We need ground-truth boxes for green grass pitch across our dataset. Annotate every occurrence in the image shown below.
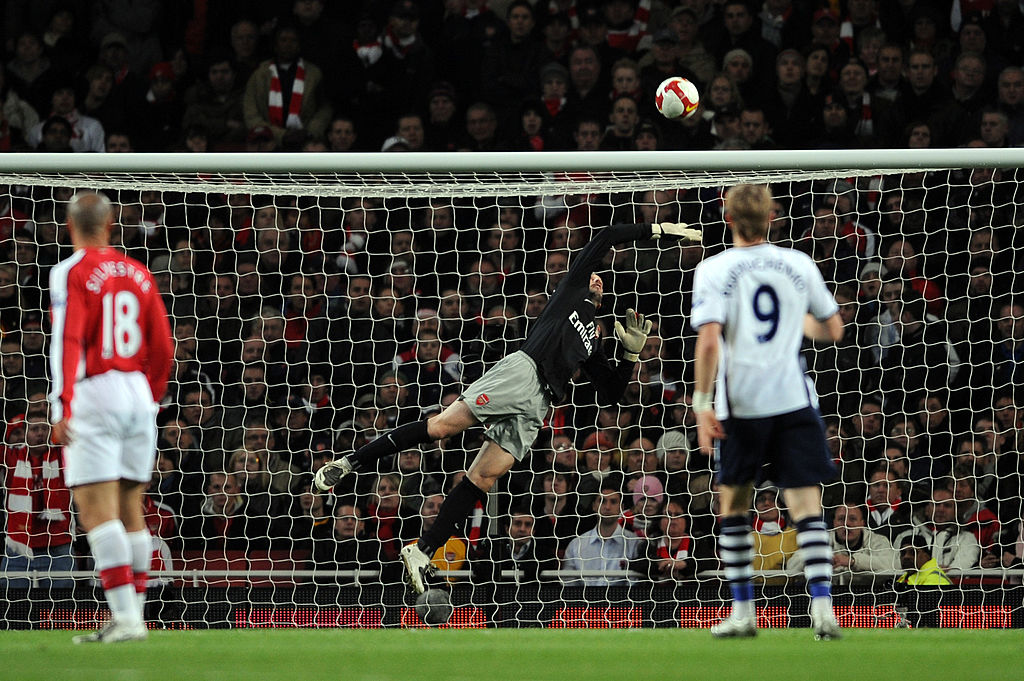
[3,629,1022,681]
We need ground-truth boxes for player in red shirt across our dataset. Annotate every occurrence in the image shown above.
[47,191,172,643]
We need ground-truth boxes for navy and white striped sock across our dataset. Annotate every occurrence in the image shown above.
[719,515,754,615]
[796,516,833,600]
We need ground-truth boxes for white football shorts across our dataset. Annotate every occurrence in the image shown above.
[63,370,159,487]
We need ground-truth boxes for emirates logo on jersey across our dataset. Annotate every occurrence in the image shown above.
[476,394,490,406]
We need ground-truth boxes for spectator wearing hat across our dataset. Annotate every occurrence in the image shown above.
[896,534,952,586]
[481,1,547,126]
[663,7,716,87]
[810,9,853,81]
[633,118,662,149]
[380,135,410,152]
[135,61,184,152]
[95,31,148,117]
[751,488,799,583]
[716,0,778,88]
[639,28,683,98]
[423,81,461,151]
[243,23,332,150]
[621,474,664,538]
[537,62,574,147]
[182,52,246,150]
[26,79,105,152]
[91,3,163,77]
[722,47,763,106]
[710,105,742,147]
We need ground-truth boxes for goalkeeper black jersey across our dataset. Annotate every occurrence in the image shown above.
[521,222,653,403]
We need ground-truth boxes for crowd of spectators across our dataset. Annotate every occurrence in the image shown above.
[3,0,1024,154]
[1,0,1024,592]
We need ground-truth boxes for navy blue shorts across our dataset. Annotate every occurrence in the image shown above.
[715,407,838,489]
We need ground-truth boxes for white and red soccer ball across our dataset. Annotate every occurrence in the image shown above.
[655,76,700,119]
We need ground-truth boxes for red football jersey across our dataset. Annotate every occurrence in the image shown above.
[48,247,173,422]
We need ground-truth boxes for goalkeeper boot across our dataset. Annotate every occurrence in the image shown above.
[400,543,435,595]
[313,456,354,492]
[710,612,757,638]
[810,598,842,641]
[73,619,148,644]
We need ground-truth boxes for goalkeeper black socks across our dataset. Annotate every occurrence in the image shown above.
[348,420,431,470]
[418,477,487,556]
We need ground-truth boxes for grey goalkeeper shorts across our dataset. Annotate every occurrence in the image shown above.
[461,351,551,461]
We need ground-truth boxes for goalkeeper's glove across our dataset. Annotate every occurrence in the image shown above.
[651,222,702,242]
[613,308,653,362]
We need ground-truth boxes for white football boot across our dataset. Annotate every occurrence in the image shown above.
[810,599,842,641]
[711,612,757,638]
[400,543,435,595]
[73,619,148,644]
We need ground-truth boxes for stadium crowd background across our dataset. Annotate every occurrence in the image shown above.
[1,0,1023,591]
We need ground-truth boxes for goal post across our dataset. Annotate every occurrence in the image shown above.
[1,150,1022,630]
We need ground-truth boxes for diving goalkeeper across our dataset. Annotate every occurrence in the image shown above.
[315,221,700,593]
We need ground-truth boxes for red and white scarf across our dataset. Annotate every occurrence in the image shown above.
[753,516,785,535]
[866,497,901,526]
[656,535,691,561]
[3,439,72,557]
[268,61,305,130]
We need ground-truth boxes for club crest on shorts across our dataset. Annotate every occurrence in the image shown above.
[476,394,490,406]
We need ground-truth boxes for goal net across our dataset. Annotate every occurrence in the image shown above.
[1,150,1022,630]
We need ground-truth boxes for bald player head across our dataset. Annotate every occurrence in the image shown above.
[67,191,115,247]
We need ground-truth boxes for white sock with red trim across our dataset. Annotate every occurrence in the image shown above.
[88,519,142,626]
[126,529,152,620]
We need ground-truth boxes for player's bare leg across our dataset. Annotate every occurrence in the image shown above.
[402,440,515,594]
[120,480,152,624]
[785,486,841,640]
[712,482,758,638]
[72,481,147,643]
[314,400,479,491]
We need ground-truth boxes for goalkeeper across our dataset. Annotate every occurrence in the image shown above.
[315,221,699,593]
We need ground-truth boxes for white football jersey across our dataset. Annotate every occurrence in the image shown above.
[691,243,838,419]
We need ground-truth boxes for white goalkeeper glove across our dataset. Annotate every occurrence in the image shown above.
[614,308,653,362]
[651,222,702,242]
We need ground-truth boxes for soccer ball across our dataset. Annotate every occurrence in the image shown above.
[414,589,453,627]
[655,76,700,119]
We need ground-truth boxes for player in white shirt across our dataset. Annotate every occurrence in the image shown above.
[690,184,844,640]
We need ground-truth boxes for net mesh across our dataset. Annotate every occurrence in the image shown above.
[0,160,1021,629]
